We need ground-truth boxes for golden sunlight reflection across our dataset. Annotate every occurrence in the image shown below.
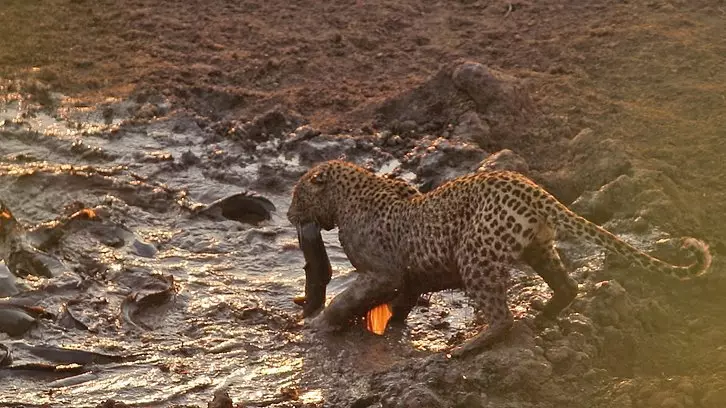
[259,356,302,376]
[299,389,324,404]
[365,303,393,335]
[72,208,97,219]
[247,356,328,405]
[411,338,451,353]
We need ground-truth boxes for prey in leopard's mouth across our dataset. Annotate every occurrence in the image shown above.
[293,221,332,318]
[287,162,401,334]
[290,222,393,334]
[291,221,393,333]
[287,163,336,318]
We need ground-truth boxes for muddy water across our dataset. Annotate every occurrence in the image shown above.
[0,97,479,407]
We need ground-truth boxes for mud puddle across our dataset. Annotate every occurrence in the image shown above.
[0,95,316,407]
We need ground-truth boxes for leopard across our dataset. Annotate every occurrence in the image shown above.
[286,160,712,356]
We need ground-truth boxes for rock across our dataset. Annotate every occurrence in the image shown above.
[207,389,234,408]
[593,280,627,298]
[565,331,588,350]
[568,169,683,229]
[131,238,158,258]
[410,138,487,192]
[499,357,554,392]
[452,111,491,147]
[391,119,418,135]
[582,368,606,382]
[675,379,695,396]
[135,102,167,119]
[296,134,357,164]
[95,400,130,408]
[386,134,404,147]
[560,313,595,336]
[371,67,460,134]
[452,62,504,109]
[647,391,682,408]
[569,184,618,225]
[230,108,302,143]
[701,386,726,408]
[370,60,530,139]
[575,138,632,189]
[539,326,563,341]
[180,150,201,166]
[587,280,636,327]
[609,394,633,408]
[399,385,445,408]
[542,128,633,206]
[568,128,598,150]
[350,394,379,408]
[281,124,321,150]
[0,305,37,336]
[598,326,637,376]
[477,149,529,174]
[544,345,573,365]
[455,392,487,408]
[638,298,670,332]
[0,263,19,297]
[660,397,684,408]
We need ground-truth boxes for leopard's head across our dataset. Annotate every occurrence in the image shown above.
[287,161,339,231]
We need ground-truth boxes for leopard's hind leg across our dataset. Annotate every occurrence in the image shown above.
[522,226,578,318]
[452,257,514,357]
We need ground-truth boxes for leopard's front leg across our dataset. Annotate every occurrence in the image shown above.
[388,289,421,323]
[307,271,401,332]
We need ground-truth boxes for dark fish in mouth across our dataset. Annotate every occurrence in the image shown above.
[295,222,332,317]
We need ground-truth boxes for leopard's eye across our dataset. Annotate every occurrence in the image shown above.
[310,171,327,185]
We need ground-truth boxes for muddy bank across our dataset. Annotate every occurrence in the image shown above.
[0,83,315,406]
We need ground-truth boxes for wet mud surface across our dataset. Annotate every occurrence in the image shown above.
[1,0,726,407]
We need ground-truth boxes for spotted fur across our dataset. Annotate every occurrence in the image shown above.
[287,160,712,355]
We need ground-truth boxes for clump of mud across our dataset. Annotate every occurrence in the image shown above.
[364,60,533,147]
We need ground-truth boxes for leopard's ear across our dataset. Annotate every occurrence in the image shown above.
[310,170,328,185]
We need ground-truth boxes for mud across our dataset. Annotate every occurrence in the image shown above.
[1,0,726,407]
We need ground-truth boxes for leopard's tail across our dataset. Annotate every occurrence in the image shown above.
[551,202,711,280]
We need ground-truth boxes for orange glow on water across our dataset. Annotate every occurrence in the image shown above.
[365,303,392,335]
